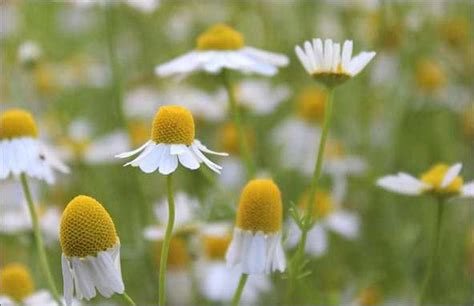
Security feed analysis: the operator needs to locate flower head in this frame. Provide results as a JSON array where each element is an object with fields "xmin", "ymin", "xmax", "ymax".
[
  {"xmin": 156, "ymin": 23, "xmax": 288, "ymax": 77},
  {"xmin": 377, "ymin": 162, "xmax": 474, "ymax": 198},
  {"xmin": 295, "ymin": 87, "xmax": 327, "ymax": 123},
  {"xmin": 0, "ymin": 263, "xmax": 34, "ymax": 302},
  {"xmin": 116, "ymin": 105, "xmax": 227, "ymax": 175},
  {"xmin": 60, "ymin": 195, "xmax": 124, "ymax": 305},
  {"xmin": 415, "ymin": 58, "xmax": 446, "ymax": 92},
  {"xmin": 226, "ymin": 179, "xmax": 286, "ymax": 274},
  {"xmin": 0, "ymin": 108, "xmax": 68, "ymax": 183},
  {"xmin": 295, "ymin": 39, "xmax": 376, "ymax": 87}
]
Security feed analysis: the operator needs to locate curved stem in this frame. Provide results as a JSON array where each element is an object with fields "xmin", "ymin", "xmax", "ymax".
[
  {"xmin": 158, "ymin": 174, "xmax": 176, "ymax": 306},
  {"xmin": 231, "ymin": 273, "xmax": 248, "ymax": 306},
  {"xmin": 221, "ymin": 69, "xmax": 255, "ymax": 179},
  {"xmin": 121, "ymin": 292, "xmax": 136, "ymax": 305},
  {"xmin": 419, "ymin": 197, "xmax": 445, "ymax": 305},
  {"xmin": 20, "ymin": 174, "xmax": 62, "ymax": 306},
  {"xmin": 297, "ymin": 87, "xmax": 335, "ymax": 254}
]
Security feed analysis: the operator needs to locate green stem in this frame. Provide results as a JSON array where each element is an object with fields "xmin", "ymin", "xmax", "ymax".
[
  {"xmin": 419, "ymin": 197, "xmax": 445, "ymax": 305},
  {"xmin": 121, "ymin": 292, "xmax": 136, "ymax": 305},
  {"xmin": 297, "ymin": 87, "xmax": 335, "ymax": 254},
  {"xmin": 20, "ymin": 174, "xmax": 62, "ymax": 306},
  {"xmin": 158, "ymin": 174, "xmax": 176, "ymax": 306},
  {"xmin": 221, "ymin": 69, "xmax": 255, "ymax": 179},
  {"xmin": 231, "ymin": 273, "xmax": 248, "ymax": 306}
]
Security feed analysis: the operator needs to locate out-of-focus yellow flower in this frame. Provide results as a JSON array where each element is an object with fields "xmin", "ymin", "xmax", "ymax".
[
  {"xmin": 0, "ymin": 263, "xmax": 34, "ymax": 302},
  {"xmin": 415, "ymin": 59, "xmax": 446, "ymax": 92},
  {"xmin": 156, "ymin": 237, "xmax": 190, "ymax": 271},
  {"xmin": 219, "ymin": 122, "xmax": 254, "ymax": 156},
  {"xmin": 299, "ymin": 191, "xmax": 334, "ymax": 219},
  {"xmin": 441, "ymin": 17, "xmax": 469, "ymax": 48},
  {"xmin": 357, "ymin": 286, "xmax": 383, "ymax": 306},
  {"xmin": 296, "ymin": 87, "xmax": 327, "ymax": 123}
]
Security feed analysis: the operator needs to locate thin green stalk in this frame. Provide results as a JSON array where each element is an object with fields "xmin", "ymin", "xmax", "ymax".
[
  {"xmin": 221, "ymin": 69, "xmax": 255, "ymax": 179},
  {"xmin": 231, "ymin": 273, "xmax": 249, "ymax": 306},
  {"xmin": 121, "ymin": 292, "xmax": 137, "ymax": 305},
  {"xmin": 297, "ymin": 87, "xmax": 336, "ymax": 254},
  {"xmin": 419, "ymin": 197, "xmax": 445, "ymax": 305},
  {"xmin": 20, "ymin": 174, "xmax": 62, "ymax": 306},
  {"xmin": 158, "ymin": 174, "xmax": 176, "ymax": 306}
]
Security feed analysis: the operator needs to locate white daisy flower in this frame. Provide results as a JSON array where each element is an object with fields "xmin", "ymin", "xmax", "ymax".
[
  {"xmin": 155, "ymin": 23, "xmax": 288, "ymax": 77},
  {"xmin": 0, "ymin": 263, "xmax": 80, "ymax": 306},
  {"xmin": 235, "ymin": 79, "xmax": 290, "ymax": 115},
  {"xmin": 226, "ymin": 179, "xmax": 286, "ymax": 274},
  {"xmin": 295, "ymin": 38, "xmax": 376, "ymax": 86},
  {"xmin": 60, "ymin": 195, "xmax": 125, "ymax": 306},
  {"xmin": 377, "ymin": 162, "xmax": 474, "ymax": 198},
  {"xmin": 196, "ymin": 223, "xmax": 271, "ymax": 303},
  {"xmin": 17, "ymin": 41, "xmax": 41, "ymax": 67},
  {"xmin": 286, "ymin": 191, "xmax": 360, "ymax": 257},
  {"xmin": 0, "ymin": 109, "xmax": 69, "ymax": 184},
  {"xmin": 124, "ymin": 0, "xmax": 160, "ymax": 13},
  {"xmin": 143, "ymin": 192, "xmax": 200, "ymax": 241},
  {"xmin": 116, "ymin": 105, "xmax": 228, "ymax": 175}
]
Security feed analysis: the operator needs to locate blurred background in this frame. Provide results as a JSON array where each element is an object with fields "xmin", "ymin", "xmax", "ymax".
[{"xmin": 0, "ymin": 0, "xmax": 473, "ymax": 305}]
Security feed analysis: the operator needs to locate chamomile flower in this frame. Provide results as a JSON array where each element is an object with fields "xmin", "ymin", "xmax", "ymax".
[
  {"xmin": 155, "ymin": 23, "xmax": 288, "ymax": 77},
  {"xmin": 144, "ymin": 192, "xmax": 200, "ymax": 241},
  {"xmin": 195, "ymin": 223, "xmax": 271, "ymax": 303},
  {"xmin": 0, "ymin": 109, "xmax": 69, "ymax": 184},
  {"xmin": 376, "ymin": 163, "xmax": 474, "ymax": 198},
  {"xmin": 286, "ymin": 191, "xmax": 360, "ymax": 257},
  {"xmin": 226, "ymin": 179, "xmax": 286, "ymax": 274},
  {"xmin": 234, "ymin": 79, "xmax": 290, "ymax": 115},
  {"xmin": 60, "ymin": 195, "xmax": 125, "ymax": 305},
  {"xmin": 295, "ymin": 38, "xmax": 376, "ymax": 86},
  {"xmin": 415, "ymin": 58, "xmax": 446, "ymax": 93},
  {"xmin": 116, "ymin": 105, "xmax": 227, "ymax": 175},
  {"xmin": 0, "ymin": 263, "xmax": 77, "ymax": 306}
]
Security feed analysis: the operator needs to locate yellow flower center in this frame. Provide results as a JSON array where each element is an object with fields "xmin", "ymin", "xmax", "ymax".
[
  {"xmin": 0, "ymin": 109, "xmax": 38, "ymax": 140},
  {"xmin": 219, "ymin": 122, "xmax": 254, "ymax": 155},
  {"xmin": 299, "ymin": 191, "xmax": 334, "ymax": 219},
  {"xmin": 0, "ymin": 263, "xmax": 34, "ymax": 302},
  {"xmin": 420, "ymin": 164, "xmax": 464, "ymax": 195},
  {"xmin": 128, "ymin": 120, "xmax": 150, "ymax": 147},
  {"xmin": 151, "ymin": 106, "xmax": 195, "ymax": 145},
  {"xmin": 156, "ymin": 237, "xmax": 189, "ymax": 271},
  {"xmin": 357, "ymin": 286, "xmax": 383, "ymax": 306},
  {"xmin": 441, "ymin": 18, "xmax": 469, "ymax": 48},
  {"xmin": 415, "ymin": 59, "xmax": 446, "ymax": 91},
  {"xmin": 236, "ymin": 179, "xmax": 282, "ymax": 234},
  {"xmin": 196, "ymin": 23, "xmax": 245, "ymax": 51},
  {"xmin": 203, "ymin": 235, "xmax": 232, "ymax": 260},
  {"xmin": 296, "ymin": 87, "xmax": 327, "ymax": 123},
  {"xmin": 60, "ymin": 195, "xmax": 118, "ymax": 258}
]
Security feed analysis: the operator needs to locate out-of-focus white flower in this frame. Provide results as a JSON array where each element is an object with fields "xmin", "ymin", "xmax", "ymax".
[
  {"xmin": 235, "ymin": 79, "xmax": 290, "ymax": 115},
  {"xmin": 165, "ymin": 9, "xmax": 193, "ymax": 43},
  {"xmin": 17, "ymin": 41, "xmax": 42, "ymax": 67},
  {"xmin": 124, "ymin": 0, "xmax": 160, "ymax": 13},
  {"xmin": 144, "ymin": 192, "xmax": 200, "ymax": 241},
  {"xmin": 0, "ymin": 3, "xmax": 19, "ymax": 40},
  {"xmin": 377, "ymin": 163, "xmax": 474, "ymax": 198},
  {"xmin": 156, "ymin": 23, "xmax": 288, "ymax": 77},
  {"xmin": 370, "ymin": 52, "xmax": 399, "ymax": 86},
  {"xmin": 123, "ymin": 87, "xmax": 161, "ymax": 120},
  {"xmin": 218, "ymin": 157, "xmax": 246, "ymax": 190},
  {"xmin": 286, "ymin": 191, "xmax": 360, "ymax": 257}
]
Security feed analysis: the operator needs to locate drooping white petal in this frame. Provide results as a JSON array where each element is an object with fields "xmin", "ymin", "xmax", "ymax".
[
  {"xmin": 272, "ymin": 234, "xmax": 286, "ymax": 272},
  {"xmin": 94, "ymin": 251, "xmax": 125, "ymax": 295},
  {"xmin": 158, "ymin": 146, "xmax": 179, "ymax": 175},
  {"xmin": 124, "ymin": 142, "xmax": 156, "ymax": 166},
  {"xmin": 191, "ymin": 143, "xmax": 223, "ymax": 174},
  {"xmin": 155, "ymin": 51, "xmax": 204, "ymax": 77},
  {"xmin": 72, "ymin": 258, "xmax": 96, "ymax": 300},
  {"xmin": 194, "ymin": 140, "xmax": 228, "ymax": 156},
  {"xmin": 115, "ymin": 140, "xmax": 152, "ymax": 159},
  {"xmin": 347, "ymin": 51, "xmax": 376, "ymax": 76},
  {"xmin": 460, "ymin": 181, "xmax": 474, "ymax": 198},
  {"xmin": 326, "ymin": 210, "xmax": 360, "ymax": 239},
  {"xmin": 138, "ymin": 144, "xmax": 165, "ymax": 173},
  {"xmin": 62, "ymin": 254, "xmax": 74, "ymax": 306},
  {"xmin": 247, "ymin": 232, "xmax": 267, "ymax": 274},
  {"xmin": 226, "ymin": 230, "xmax": 243, "ymax": 266},
  {"xmin": 241, "ymin": 47, "xmax": 289, "ymax": 67},
  {"xmin": 177, "ymin": 147, "xmax": 200, "ymax": 170},
  {"xmin": 376, "ymin": 173, "xmax": 427, "ymax": 195},
  {"xmin": 441, "ymin": 163, "xmax": 462, "ymax": 188}
]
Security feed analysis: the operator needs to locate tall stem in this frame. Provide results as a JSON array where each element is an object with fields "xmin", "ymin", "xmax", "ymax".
[
  {"xmin": 20, "ymin": 174, "xmax": 62, "ymax": 306},
  {"xmin": 419, "ymin": 197, "xmax": 445, "ymax": 305},
  {"xmin": 231, "ymin": 273, "xmax": 249, "ymax": 306},
  {"xmin": 221, "ymin": 69, "xmax": 255, "ymax": 179},
  {"xmin": 297, "ymin": 87, "xmax": 335, "ymax": 254},
  {"xmin": 158, "ymin": 174, "xmax": 176, "ymax": 306}
]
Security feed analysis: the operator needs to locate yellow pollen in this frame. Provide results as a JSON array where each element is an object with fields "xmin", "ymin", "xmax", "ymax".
[
  {"xmin": 236, "ymin": 179, "xmax": 282, "ymax": 234},
  {"xmin": 415, "ymin": 59, "xmax": 446, "ymax": 91},
  {"xmin": 0, "ymin": 263, "xmax": 34, "ymax": 302},
  {"xmin": 299, "ymin": 191, "xmax": 334, "ymax": 219},
  {"xmin": 151, "ymin": 106, "xmax": 195, "ymax": 145},
  {"xmin": 156, "ymin": 237, "xmax": 189, "ymax": 270},
  {"xmin": 219, "ymin": 122, "xmax": 254, "ymax": 155},
  {"xmin": 357, "ymin": 286, "xmax": 383, "ymax": 306},
  {"xmin": 0, "ymin": 109, "xmax": 38, "ymax": 140},
  {"xmin": 196, "ymin": 23, "xmax": 245, "ymax": 51},
  {"xmin": 296, "ymin": 87, "xmax": 327, "ymax": 123},
  {"xmin": 128, "ymin": 120, "xmax": 150, "ymax": 147},
  {"xmin": 420, "ymin": 164, "xmax": 463, "ymax": 195},
  {"xmin": 60, "ymin": 195, "xmax": 118, "ymax": 258},
  {"xmin": 203, "ymin": 235, "xmax": 232, "ymax": 260}
]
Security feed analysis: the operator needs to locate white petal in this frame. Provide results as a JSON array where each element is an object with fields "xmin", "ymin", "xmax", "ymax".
[
  {"xmin": 191, "ymin": 144, "xmax": 222, "ymax": 174},
  {"xmin": 138, "ymin": 144, "xmax": 164, "ymax": 173},
  {"xmin": 240, "ymin": 232, "xmax": 254, "ymax": 273},
  {"xmin": 194, "ymin": 140, "xmax": 228, "ymax": 156},
  {"xmin": 226, "ymin": 230, "xmax": 243, "ymax": 267},
  {"xmin": 170, "ymin": 144, "xmax": 188, "ymax": 155},
  {"xmin": 295, "ymin": 45, "xmax": 312, "ymax": 74},
  {"xmin": 304, "ymin": 41, "xmax": 317, "ymax": 72},
  {"xmin": 115, "ymin": 140, "xmax": 151, "ymax": 159},
  {"xmin": 177, "ymin": 147, "xmax": 200, "ymax": 170},
  {"xmin": 311, "ymin": 38, "xmax": 323, "ymax": 70},
  {"xmin": 155, "ymin": 51, "xmax": 204, "ymax": 77},
  {"xmin": 326, "ymin": 211, "xmax": 360, "ymax": 239},
  {"xmin": 460, "ymin": 181, "xmax": 474, "ymax": 198},
  {"xmin": 323, "ymin": 39, "xmax": 333, "ymax": 71},
  {"xmin": 273, "ymin": 237, "xmax": 286, "ymax": 272},
  {"xmin": 0, "ymin": 141, "xmax": 11, "ymax": 179},
  {"xmin": 341, "ymin": 40, "xmax": 353, "ymax": 71},
  {"xmin": 94, "ymin": 251, "xmax": 125, "ymax": 295},
  {"xmin": 125, "ymin": 142, "xmax": 155, "ymax": 167},
  {"xmin": 143, "ymin": 226, "xmax": 165, "ymax": 241},
  {"xmin": 241, "ymin": 47, "xmax": 289, "ymax": 67},
  {"xmin": 62, "ymin": 255, "xmax": 74, "ymax": 306},
  {"xmin": 72, "ymin": 258, "xmax": 96, "ymax": 300},
  {"xmin": 441, "ymin": 163, "xmax": 462, "ymax": 188},
  {"xmin": 331, "ymin": 43, "xmax": 341, "ymax": 72},
  {"xmin": 376, "ymin": 173, "xmax": 427, "ymax": 195},
  {"xmin": 247, "ymin": 232, "xmax": 266, "ymax": 274},
  {"xmin": 158, "ymin": 146, "xmax": 179, "ymax": 175},
  {"xmin": 347, "ymin": 51, "xmax": 376, "ymax": 76}
]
